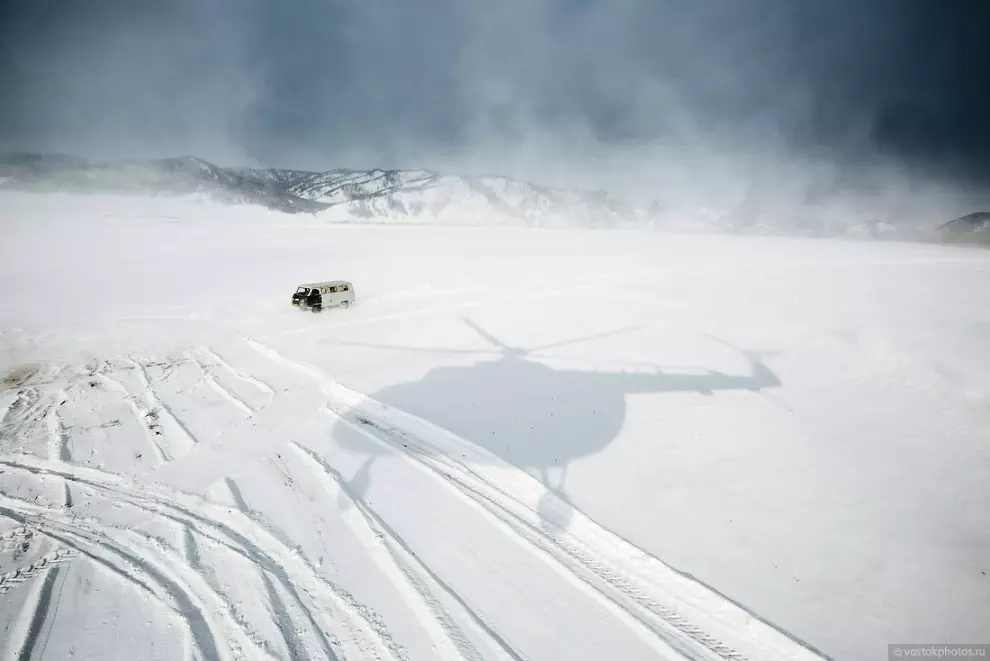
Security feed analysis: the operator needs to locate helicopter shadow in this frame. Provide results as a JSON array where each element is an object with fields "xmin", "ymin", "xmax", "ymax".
[{"xmin": 330, "ymin": 318, "xmax": 783, "ymax": 531}]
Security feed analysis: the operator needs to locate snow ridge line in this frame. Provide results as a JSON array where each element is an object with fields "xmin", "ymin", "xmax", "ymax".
[
  {"xmin": 192, "ymin": 357, "xmax": 255, "ymax": 417},
  {"xmin": 244, "ymin": 337, "xmax": 829, "ymax": 661},
  {"xmin": 1, "ymin": 387, "xmax": 53, "ymax": 455},
  {"xmin": 0, "ymin": 389, "xmax": 20, "ymax": 426},
  {"xmin": 96, "ymin": 372, "xmax": 171, "ymax": 464},
  {"xmin": 199, "ymin": 347, "xmax": 276, "ymax": 395},
  {"xmin": 0, "ymin": 548, "xmax": 77, "ymax": 595},
  {"xmin": 0, "ymin": 456, "xmax": 404, "ymax": 661},
  {"xmin": 288, "ymin": 441, "xmax": 500, "ymax": 661},
  {"xmin": 128, "ymin": 357, "xmax": 201, "ymax": 448}
]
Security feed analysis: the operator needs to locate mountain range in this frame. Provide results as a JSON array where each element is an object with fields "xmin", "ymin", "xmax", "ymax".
[
  {"xmin": 2, "ymin": 151, "xmax": 986, "ymax": 242},
  {"xmin": 0, "ymin": 152, "xmax": 658, "ymax": 229},
  {"xmin": 935, "ymin": 211, "xmax": 990, "ymax": 243}
]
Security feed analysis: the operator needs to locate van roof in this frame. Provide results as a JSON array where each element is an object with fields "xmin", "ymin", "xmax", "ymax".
[{"xmin": 299, "ymin": 280, "xmax": 351, "ymax": 288}]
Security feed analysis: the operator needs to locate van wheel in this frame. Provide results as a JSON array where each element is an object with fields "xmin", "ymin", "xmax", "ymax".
[
  {"xmin": 340, "ymin": 301, "xmax": 350, "ymax": 309},
  {"xmin": 311, "ymin": 306, "xmax": 322, "ymax": 313}
]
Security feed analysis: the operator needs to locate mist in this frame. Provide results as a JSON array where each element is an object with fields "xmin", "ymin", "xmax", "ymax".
[{"xmin": 3, "ymin": 0, "xmax": 989, "ymax": 227}]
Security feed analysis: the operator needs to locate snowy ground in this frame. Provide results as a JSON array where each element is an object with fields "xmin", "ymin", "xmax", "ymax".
[{"xmin": 1, "ymin": 191, "xmax": 989, "ymax": 661}]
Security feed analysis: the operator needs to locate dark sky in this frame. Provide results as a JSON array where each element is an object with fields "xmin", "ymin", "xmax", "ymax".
[{"xmin": 2, "ymin": 0, "xmax": 989, "ymax": 198}]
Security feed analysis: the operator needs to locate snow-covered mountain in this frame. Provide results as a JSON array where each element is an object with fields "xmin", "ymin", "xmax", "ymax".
[
  {"xmin": 0, "ymin": 153, "xmax": 327, "ymax": 214},
  {"xmin": 0, "ymin": 152, "xmax": 654, "ymax": 228},
  {"xmin": 5, "ymin": 152, "xmax": 982, "ymax": 241},
  {"xmin": 235, "ymin": 166, "xmax": 655, "ymax": 228},
  {"xmin": 937, "ymin": 211, "xmax": 990, "ymax": 243}
]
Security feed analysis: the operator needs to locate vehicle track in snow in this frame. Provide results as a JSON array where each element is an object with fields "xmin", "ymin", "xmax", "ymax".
[
  {"xmin": 248, "ymin": 337, "xmax": 708, "ymax": 658},
  {"xmin": 11, "ymin": 558, "xmax": 67, "ymax": 661},
  {"xmin": 0, "ymin": 525, "xmax": 33, "ymax": 552},
  {"xmin": 326, "ymin": 407, "xmax": 724, "ymax": 661},
  {"xmin": 0, "ymin": 498, "xmax": 237, "ymax": 661},
  {"xmin": 95, "ymin": 370, "xmax": 172, "ymax": 464},
  {"xmin": 198, "ymin": 347, "xmax": 277, "ymax": 397},
  {"xmin": 0, "ymin": 456, "xmax": 405, "ymax": 661},
  {"xmin": 1, "ymin": 337, "xmax": 831, "ymax": 661},
  {"xmin": 245, "ymin": 336, "xmax": 830, "ymax": 661},
  {"xmin": 0, "ymin": 548, "xmax": 77, "ymax": 596},
  {"xmin": 288, "ymin": 441, "xmax": 514, "ymax": 661},
  {"xmin": 129, "ymin": 358, "xmax": 203, "ymax": 450},
  {"xmin": 192, "ymin": 356, "xmax": 255, "ymax": 417}
]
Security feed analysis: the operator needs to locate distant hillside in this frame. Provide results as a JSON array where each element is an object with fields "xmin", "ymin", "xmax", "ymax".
[
  {"xmin": 934, "ymin": 211, "xmax": 990, "ymax": 244},
  {"xmin": 5, "ymin": 152, "xmax": 975, "ymax": 240},
  {"xmin": 0, "ymin": 153, "xmax": 327, "ymax": 214},
  {"xmin": 232, "ymin": 166, "xmax": 651, "ymax": 228},
  {"xmin": 0, "ymin": 153, "xmax": 651, "ymax": 227}
]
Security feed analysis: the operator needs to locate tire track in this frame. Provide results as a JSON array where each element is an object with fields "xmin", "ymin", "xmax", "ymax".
[
  {"xmin": 261, "ymin": 572, "xmax": 312, "ymax": 661},
  {"xmin": 218, "ymin": 477, "xmax": 326, "ymax": 661},
  {"xmin": 0, "ymin": 526, "xmax": 33, "ymax": 552},
  {"xmin": 129, "ymin": 358, "xmax": 201, "ymax": 449},
  {"xmin": 181, "ymin": 526, "xmax": 280, "ymax": 659},
  {"xmin": 134, "ymin": 502, "xmax": 377, "ymax": 661},
  {"xmin": 200, "ymin": 348, "xmax": 277, "ymax": 396},
  {"xmin": 0, "ymin": 501, "xmax": 237, "ymax": 661},
  {"xmin": 15, "ymin": 561, "xmax": 63, "ymax": 661},
  {"xmin": 0, "ymin": 549, "xmax": 77, "ymax": 595},
  {"xmin": 329, "ymin": 410, "xmax": 695, "ymax": 661},
  {"xmin": 0, "ymin": 456, "xmax": 401, "ymax": 661},
  {"xmin": 327, "ymin": 403, "xmax": 830, "ymax": 661},
  {"xmin": 248, "ymin": 338, "xmax": 690, "ymax": 656},
  {"xmin": 224, "ymin": 477, "xmax": 252, "ymax": 513},
  {"xmin": 192, "ymin": 357, "xmax": 255, "ymax": 417},
  {"xmin": 7, "ymin": 492, "xmax": 282, "ymax": 661},
  {"xmin": 289, "ymin": 442, "xmax": 496, "ymax": 661},
  {"xmin": 13, "ymin": 471, "xmax": 342, "ymax": 661},
  {"xmin": 95, "ymin": 372, "xmax": 171, "ymax": 464},
  {"xmin": 241, "ymin": 337, "xmax": 827, "ymax": 661}
]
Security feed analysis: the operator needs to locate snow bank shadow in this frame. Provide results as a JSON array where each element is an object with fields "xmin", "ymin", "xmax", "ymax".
[{"xmin": 331, "ymin": 319, "xmax": 782, "ymax": 530}]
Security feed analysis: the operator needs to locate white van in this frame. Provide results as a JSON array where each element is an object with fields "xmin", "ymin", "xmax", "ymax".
[{"xmin": 291, "ymin": 280, "xmax": 355, "ymax": 312}]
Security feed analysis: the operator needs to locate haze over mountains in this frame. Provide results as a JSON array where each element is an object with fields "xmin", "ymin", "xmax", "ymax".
[
  {"xmin": 0, "ymin": 152, "xmax": 659, "ymax": 229},
  {"xmin": 1, "ymin": 151, "xmax": 987, "ymax": 241}
]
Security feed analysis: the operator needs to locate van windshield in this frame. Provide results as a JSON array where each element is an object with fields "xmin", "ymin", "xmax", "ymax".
[{"xmin": 296, "ymin": 287, "xmax": 310, "ymax": 294}]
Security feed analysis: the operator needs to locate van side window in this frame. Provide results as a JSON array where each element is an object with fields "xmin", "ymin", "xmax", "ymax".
[{"xmin": 342, "ymin": 285, "xmax": 349, "ymax": 291}]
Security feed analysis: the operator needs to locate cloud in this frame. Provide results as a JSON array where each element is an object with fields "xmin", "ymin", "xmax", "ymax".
[{"xmin": 2, "ymin": 0, "xmax": 988, "ymax": 218}]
